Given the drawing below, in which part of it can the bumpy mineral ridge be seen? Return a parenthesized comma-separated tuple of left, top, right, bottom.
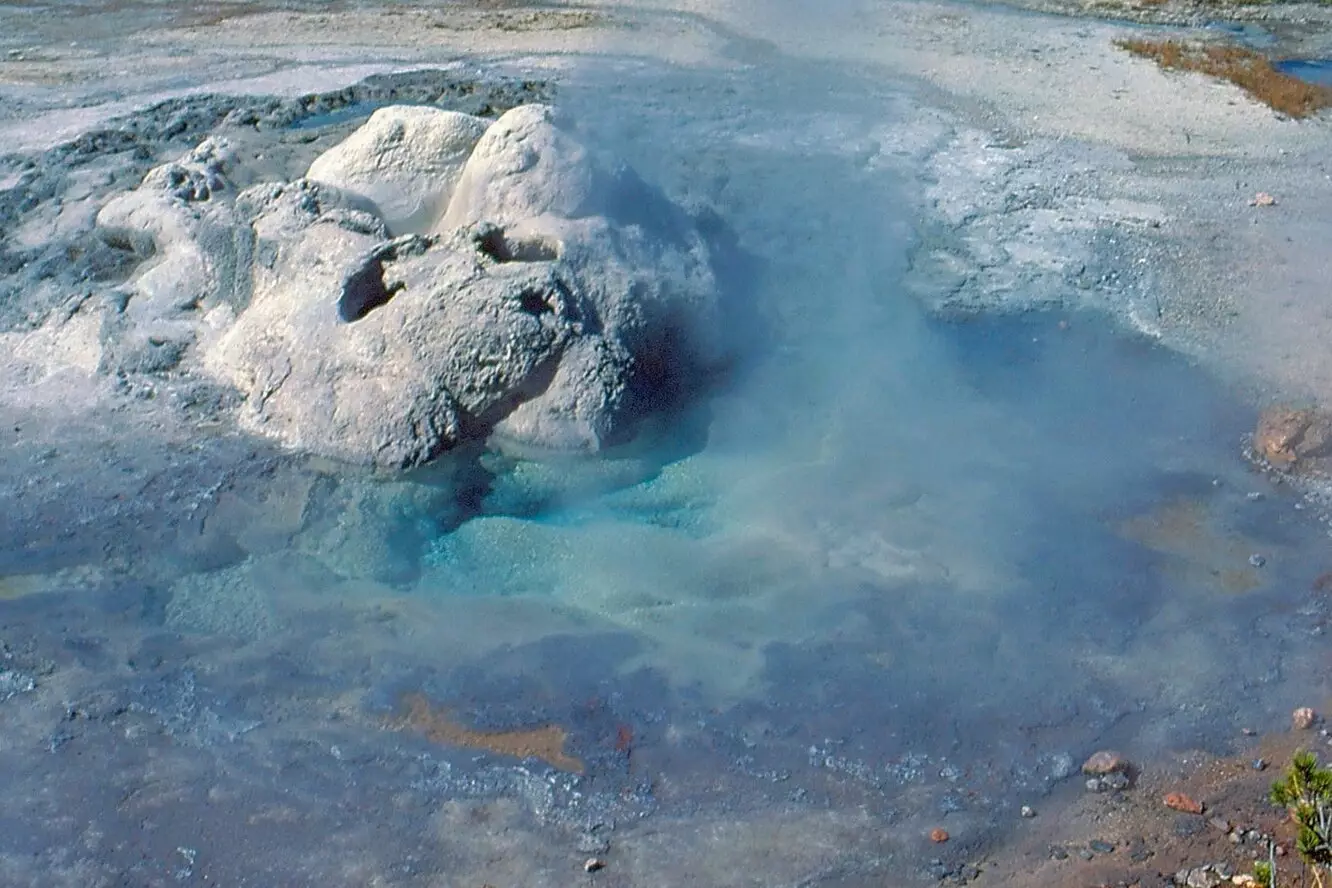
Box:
(91, 102, 727, 468)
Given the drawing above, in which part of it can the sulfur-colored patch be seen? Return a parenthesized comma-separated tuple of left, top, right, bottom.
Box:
(0, 565, 104, 600)
(388, 693, 585, 774)
(1117, 498, 1262, 594)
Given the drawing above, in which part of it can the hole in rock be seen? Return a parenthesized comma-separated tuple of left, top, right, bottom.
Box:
(474, 224, 559, 263)
(338, 258, 403, 323)
(517, 286, 555, 317)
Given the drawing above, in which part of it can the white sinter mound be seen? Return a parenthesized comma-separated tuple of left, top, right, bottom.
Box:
(95, 104, 727, 467)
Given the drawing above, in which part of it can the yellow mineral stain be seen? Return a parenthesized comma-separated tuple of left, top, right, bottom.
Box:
(389, 693, 584, 775)
(0, 565, 104, 600)
(1117, 498, 1261, 594)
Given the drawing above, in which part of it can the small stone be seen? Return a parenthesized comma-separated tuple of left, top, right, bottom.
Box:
(1086, 778, 1104, 792)
(1164, 792, 1204, 814)
(1241, 727, 1257, 736)
(1249, 554, 1266, 568)
(1245, 830, 1262, 844)
(1082, 750, 1130, 775)
(1252, 759, 1267, 771)
(583, 858, 606, 873)
(1174, 815, 1206, 838)
(1246, 492, 1264, 502)
(1089, 839, 1115, 854)
(1276, 844, 1286, 857)
(1078, 849, 1094, 861)
(1229, 830, 1242, 844)
(930, 828, 950, 843)
(1102, 771, 1131, 791)
(1209, 817, 1231, 832)
(1294, 707, 1318, 730)
(1050, 846, 1069, 861)
(1183, 866, 1223, 888)
(1021, 805, 1036, 818)
(1250, 192, 1277, 207)
(1232, 875, 1258, 886)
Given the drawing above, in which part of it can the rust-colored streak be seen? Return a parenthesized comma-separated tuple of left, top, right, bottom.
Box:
(1114, 38, 1332, 119)
(615, 723, 634, 754)
(389, 693, 585, 774)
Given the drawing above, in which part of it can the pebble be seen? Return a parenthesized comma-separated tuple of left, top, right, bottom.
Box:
(930, 828, 950, 843)
(1228, 830, 1243, 844)
(1174, 815, 1206, 838)
(1050, 846, 1069, 861)
(1078, 849, 1095, 861)
(1089, 839, 1115, 854)
(1164, 791, 1205, 815)
(583, 858, 606, 873)
(1175, 865, 1224, 888)
(1294, 706, 1318, 730)
(1082, 750, 1130, 775)
(1246, 491, 1264, 501)
(1252, 758, 1267, 771)
(1087, 771, 1132, 792)
(1020, 805, 1036, 818)
(1208, 817, 1231, 833)
(1249, 554, 1266, 568)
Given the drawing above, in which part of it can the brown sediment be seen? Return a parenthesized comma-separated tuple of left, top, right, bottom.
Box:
(975, 728, 1327, 887)
(1115, 38, 1332, 119)
(388, 693, 585, 775)
(1116, 498, 1262, 594)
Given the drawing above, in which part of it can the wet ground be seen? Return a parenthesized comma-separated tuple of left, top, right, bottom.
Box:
(3, 11, 1332, 888)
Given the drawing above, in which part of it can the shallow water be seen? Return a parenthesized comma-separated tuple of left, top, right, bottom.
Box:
(1276, 58, 1332, 87)
(3, 44, 1332, 888)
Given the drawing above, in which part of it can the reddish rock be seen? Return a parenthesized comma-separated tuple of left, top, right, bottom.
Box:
(1081, 750, 1130, 776)
(930, 828, 950, 843)
(1163, 792, 1204, 815)
(1254, 407, 1332, 473)
(1293, 707, 1318, 730)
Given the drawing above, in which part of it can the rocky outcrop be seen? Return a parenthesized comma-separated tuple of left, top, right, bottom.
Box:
(95, 103, 728, 468)
(95, 138, 245, 374)
(304, 106, 489, 236)
(1252, 405, 1332, 474)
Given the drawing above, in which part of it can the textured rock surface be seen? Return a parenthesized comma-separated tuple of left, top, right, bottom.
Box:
(93, 103, 727, 467)
(305, 106, 489, 236)
(1253, 406, 1332, 474)
(94, 137, 245, 375)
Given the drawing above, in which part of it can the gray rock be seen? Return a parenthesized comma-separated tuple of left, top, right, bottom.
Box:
(305, 106, 489, 236)
(92, 103, 727, 468)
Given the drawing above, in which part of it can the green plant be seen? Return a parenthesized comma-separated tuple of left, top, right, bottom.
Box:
(1253, 859, 1274, 888)
(1270, 751, 1332, 887)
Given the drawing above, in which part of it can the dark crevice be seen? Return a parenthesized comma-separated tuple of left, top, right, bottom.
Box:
(473, 223, 559, 263)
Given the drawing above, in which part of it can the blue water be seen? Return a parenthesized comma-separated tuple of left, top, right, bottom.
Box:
(1277, 58, 1332, 87)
